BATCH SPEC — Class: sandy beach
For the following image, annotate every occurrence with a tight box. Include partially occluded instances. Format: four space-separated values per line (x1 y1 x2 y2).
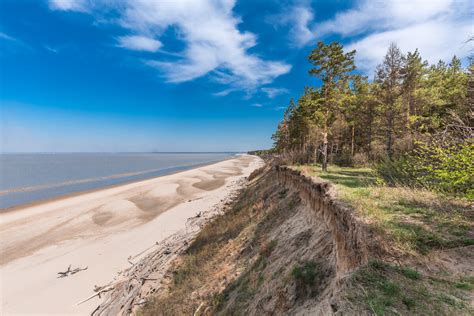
0 154 263 315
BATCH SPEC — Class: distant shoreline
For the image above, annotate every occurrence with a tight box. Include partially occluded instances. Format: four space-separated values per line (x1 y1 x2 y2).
1 155 237 212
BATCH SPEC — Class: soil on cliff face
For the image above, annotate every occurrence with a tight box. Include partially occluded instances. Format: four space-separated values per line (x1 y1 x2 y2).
141 166 350 315
141 165 473 316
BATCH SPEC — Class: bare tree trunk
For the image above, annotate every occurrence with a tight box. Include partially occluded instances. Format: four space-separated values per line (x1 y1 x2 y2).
322 130 328 172
351 125 355 157
314 146 318 164
384 93 396 160
387 109 394 160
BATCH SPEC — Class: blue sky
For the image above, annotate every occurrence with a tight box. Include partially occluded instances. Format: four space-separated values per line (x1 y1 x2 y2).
1 0 471 152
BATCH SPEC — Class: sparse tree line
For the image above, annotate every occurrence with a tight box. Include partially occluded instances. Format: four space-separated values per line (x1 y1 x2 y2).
271 41 473 198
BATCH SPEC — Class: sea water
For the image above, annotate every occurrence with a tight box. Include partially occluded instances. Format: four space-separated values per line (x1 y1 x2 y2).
0 152 236 209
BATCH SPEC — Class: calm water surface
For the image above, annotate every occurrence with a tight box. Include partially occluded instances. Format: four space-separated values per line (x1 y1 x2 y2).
0 153 236 209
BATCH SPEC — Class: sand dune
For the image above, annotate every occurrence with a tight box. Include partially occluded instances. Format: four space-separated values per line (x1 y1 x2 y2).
0 154 263 315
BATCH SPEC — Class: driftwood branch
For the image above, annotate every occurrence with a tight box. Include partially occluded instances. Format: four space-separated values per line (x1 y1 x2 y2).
76 286 114 305
57 265 88 278
88 179 246 315
193 302 205 316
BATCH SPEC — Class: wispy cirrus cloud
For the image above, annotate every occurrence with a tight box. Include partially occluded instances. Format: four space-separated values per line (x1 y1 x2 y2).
268 2 315 47
0 31 33 51
261 87 289 98
44 45 59 53
48 0 291 93
0 32 16 41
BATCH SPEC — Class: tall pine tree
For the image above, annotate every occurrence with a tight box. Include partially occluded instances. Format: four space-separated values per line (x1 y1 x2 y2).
308 41 356 171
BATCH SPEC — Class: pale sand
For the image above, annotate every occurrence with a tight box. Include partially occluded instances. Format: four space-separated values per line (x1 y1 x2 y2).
0 155 263 315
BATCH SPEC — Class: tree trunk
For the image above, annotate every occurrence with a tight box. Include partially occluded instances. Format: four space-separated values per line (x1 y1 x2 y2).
351 125 355 157
385 92 396 160
322 131 328 172
387 109 394 160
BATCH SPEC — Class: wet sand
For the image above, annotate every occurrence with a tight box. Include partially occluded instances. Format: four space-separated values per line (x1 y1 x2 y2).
0 154 263 315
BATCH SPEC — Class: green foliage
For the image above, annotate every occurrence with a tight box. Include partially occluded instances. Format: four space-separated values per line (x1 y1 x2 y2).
375 139 473 199
272 41 471 199
402 296 416 309
375 156 416 187
299 164 472 255
400 267 421 280
307 41 357 171
408 141 474 198
381 280 400 295
454 282 472 291
352 260 471 315
292 261 319 286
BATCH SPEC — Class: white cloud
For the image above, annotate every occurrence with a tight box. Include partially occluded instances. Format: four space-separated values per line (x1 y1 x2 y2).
261 87 289 98
251 103 263 107
49 0 90 12
309 0 473 73
347 18 472 72
213 88 236 97
44 45 59 53
315 0 456 37
117 35 162 52
48 0 291 91
272 3 314 47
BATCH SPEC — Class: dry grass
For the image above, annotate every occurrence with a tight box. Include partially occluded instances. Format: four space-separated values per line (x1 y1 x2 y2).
295 164 473 256
139 164 473 315
295 164 474 315
139 170 296 315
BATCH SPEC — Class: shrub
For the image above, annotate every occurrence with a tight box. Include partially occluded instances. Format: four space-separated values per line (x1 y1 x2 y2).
408 141 473 199
375 140 473 199
375 156 416 187
400 267 421 280
292 261 319 285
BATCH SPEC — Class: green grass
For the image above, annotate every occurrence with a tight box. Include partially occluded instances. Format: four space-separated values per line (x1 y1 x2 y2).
292 261 319 285
294 164 473 256
295 164 474 315
400 267 421 280
454 282 473 291
351 260 472 315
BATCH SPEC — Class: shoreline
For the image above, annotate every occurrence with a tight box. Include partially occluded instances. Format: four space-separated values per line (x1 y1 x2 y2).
0 154 264 315
1 155 237 212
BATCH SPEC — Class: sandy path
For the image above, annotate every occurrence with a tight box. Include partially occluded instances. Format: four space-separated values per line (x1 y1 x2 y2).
0 155 263 315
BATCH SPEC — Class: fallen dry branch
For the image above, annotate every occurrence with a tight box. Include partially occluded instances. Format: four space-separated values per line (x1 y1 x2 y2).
77 286 114 305
57 265 88 278
193 302 205 316
89 179 247 316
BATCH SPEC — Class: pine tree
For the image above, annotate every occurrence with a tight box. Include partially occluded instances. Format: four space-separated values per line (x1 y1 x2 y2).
375 43 404 159
308 41 356 171
401 49 428 132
